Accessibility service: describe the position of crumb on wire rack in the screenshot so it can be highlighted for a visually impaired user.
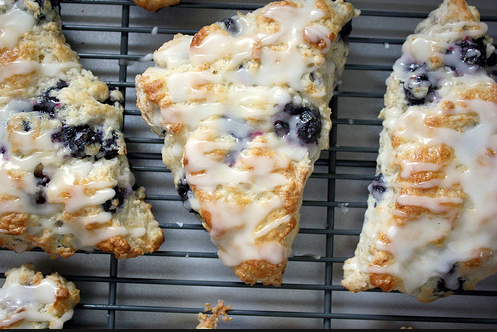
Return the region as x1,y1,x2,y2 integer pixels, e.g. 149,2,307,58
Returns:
196,300,233,329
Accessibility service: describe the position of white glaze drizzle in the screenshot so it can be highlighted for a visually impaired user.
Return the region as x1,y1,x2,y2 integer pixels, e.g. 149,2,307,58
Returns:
0,279,72,329
368,18,497,294
153,0,337,267
0,60,81,84
0,0,35,50
0,2,143,253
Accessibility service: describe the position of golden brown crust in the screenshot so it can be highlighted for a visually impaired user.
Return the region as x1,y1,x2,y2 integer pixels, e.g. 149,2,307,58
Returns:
133,0,181,12
0,212,29,236
233,260,287,287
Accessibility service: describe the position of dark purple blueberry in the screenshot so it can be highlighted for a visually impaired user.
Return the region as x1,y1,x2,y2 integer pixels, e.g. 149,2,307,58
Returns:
219,17,240,35
434,276,465,296
273,103,322,145
487,52,497,67
32,80,67,117
274,120,290,137
224,150,238,167
176,177,191,203
401,63,435,106
219,117,262,167
42,80,68,101
33,100,58,117
296,109,322,144
96,130,120,160
339,20,352,43
309,72,324,87
34,164,51,187
22,120,31,132
457,37,487,67
368,173,387,202
176,177,197,214
102,186,127,213
52,124,100,158
283,103,307,115
102,85,122,106
34,191,46,205
403,73,433,105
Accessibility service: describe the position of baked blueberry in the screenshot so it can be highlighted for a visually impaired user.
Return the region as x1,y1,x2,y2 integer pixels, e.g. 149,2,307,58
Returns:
219,17,240,35
296,108,322,144
97,130,120,160
274,120,290,137
34,191,46,205
42,80,68,101
52,124,100,158
102,85,122,106
434,276,465,296
401,63,435,106
176,177,197,213
34,164,51,187
404,73,432,105
22,120,31,132
102,186,127,213
283,103,306,115
33,80,67,117
339,20,352,43
33,100,59,117
219,117,262,166
368,173,387,202
457,37,487,67
274,103,322,145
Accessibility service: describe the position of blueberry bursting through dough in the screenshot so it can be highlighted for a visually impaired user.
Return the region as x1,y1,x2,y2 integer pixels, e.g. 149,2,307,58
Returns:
0,0,164,259
136,0,359,286
342,0,497,303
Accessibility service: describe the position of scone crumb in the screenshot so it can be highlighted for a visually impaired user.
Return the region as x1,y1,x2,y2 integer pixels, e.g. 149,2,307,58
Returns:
196,300,233,329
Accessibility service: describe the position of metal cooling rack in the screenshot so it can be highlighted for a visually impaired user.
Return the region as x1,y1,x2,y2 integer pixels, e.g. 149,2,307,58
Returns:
1,0,497,329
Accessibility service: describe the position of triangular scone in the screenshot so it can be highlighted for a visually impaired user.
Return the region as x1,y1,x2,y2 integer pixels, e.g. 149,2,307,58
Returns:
136,0,359,286
342,0,497,303
0,263,80,329
0,0,164,258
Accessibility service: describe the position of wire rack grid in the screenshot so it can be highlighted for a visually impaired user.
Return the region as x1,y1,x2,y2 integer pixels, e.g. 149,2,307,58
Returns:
1,0,497,329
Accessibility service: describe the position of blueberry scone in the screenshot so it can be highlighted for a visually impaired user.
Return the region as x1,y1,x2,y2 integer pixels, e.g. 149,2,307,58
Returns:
0,0,164,258
0,263,80,329
133,0,181,12
342,0,497,302
136,0,359,285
